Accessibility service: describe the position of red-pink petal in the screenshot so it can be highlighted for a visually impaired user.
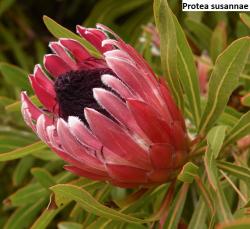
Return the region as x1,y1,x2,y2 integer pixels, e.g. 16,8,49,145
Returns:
57,119,105,173
171,121,188,151
29,76,58,113
106,164,147,183
64,165,109,181
147,169,171,183
149,143,174,169
51,146,100,173
44,54,71,77
21,92,43,120
59,38,91,63
101,147,140,167
101,74,134,99
36,114,51,143
33,65,55,94
84,108,150,169
127,99,172,143
49,42,78,69
76,26,112,53
105,53,161,109
68,116,102,150
159,79,185,128
93,88,141,133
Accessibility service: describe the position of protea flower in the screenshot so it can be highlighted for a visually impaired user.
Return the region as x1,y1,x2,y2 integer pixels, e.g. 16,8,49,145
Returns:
21,24,189,188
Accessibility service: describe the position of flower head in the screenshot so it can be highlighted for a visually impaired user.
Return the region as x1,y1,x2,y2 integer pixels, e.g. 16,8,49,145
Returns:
21,24,189,188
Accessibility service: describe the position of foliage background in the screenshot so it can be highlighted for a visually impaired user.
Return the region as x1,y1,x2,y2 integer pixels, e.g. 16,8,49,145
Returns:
0,0,250,228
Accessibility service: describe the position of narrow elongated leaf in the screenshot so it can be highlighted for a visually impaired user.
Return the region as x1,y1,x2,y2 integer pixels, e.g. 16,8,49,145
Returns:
5,95,40,113
207,125,227,158
217,218,250,229
224,111,250,147
50,184,147,224
204,148,218,190
188,198,208,229
58,222,82,229
6,183,48,207
210,22,227,63
194,177,215,216
185,19,212,50
174,16,201,127
31,207,64,229
0,141,47,161
6,172,73,207
163,183,189,228
0,96,14,108
0,63,31,91
31,168,56,189
3,199,46,229
218,106,242,127
0,25,31,70
31,181,104,229
12,156,35,186
217,161,250,184
199,37,250,134
154,0,183,109
240,13,250,28
177,162,199,183
43,16,101,58
205,126,227,190
205,146,233,222
214,177,233,222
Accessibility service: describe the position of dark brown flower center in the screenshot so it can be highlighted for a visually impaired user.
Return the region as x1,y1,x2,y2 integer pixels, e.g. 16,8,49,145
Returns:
54,68,115,124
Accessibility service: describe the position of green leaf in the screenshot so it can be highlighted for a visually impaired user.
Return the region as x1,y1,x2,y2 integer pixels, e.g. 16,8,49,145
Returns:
50,184,147,224
31,180,104,229
205,125,227,190
154,0,183,110
58,222,82,229
218,106,242,127
3,199,46,229
216,218,250,229
204,147,233,222
6,183,48,207
43,16,101,58
0,63,31,92
163,183,189,228
32,149,59,161
0,96,14,108
0,141,47,161
185,18,212,50
217,161,250,185
177,162,199,183
0,24,31,70
188,198,208,229
0,0,15,16
207,125,227,158
31,168,56,189
224,111,250,147
241,93,250,107
31,206,64,229
12,156,35,186
6,172,74,207
174,16,201,128
240,13,250,29
210,22,227,63
5,95,40,113
199,37,250,134
204,146,219,191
